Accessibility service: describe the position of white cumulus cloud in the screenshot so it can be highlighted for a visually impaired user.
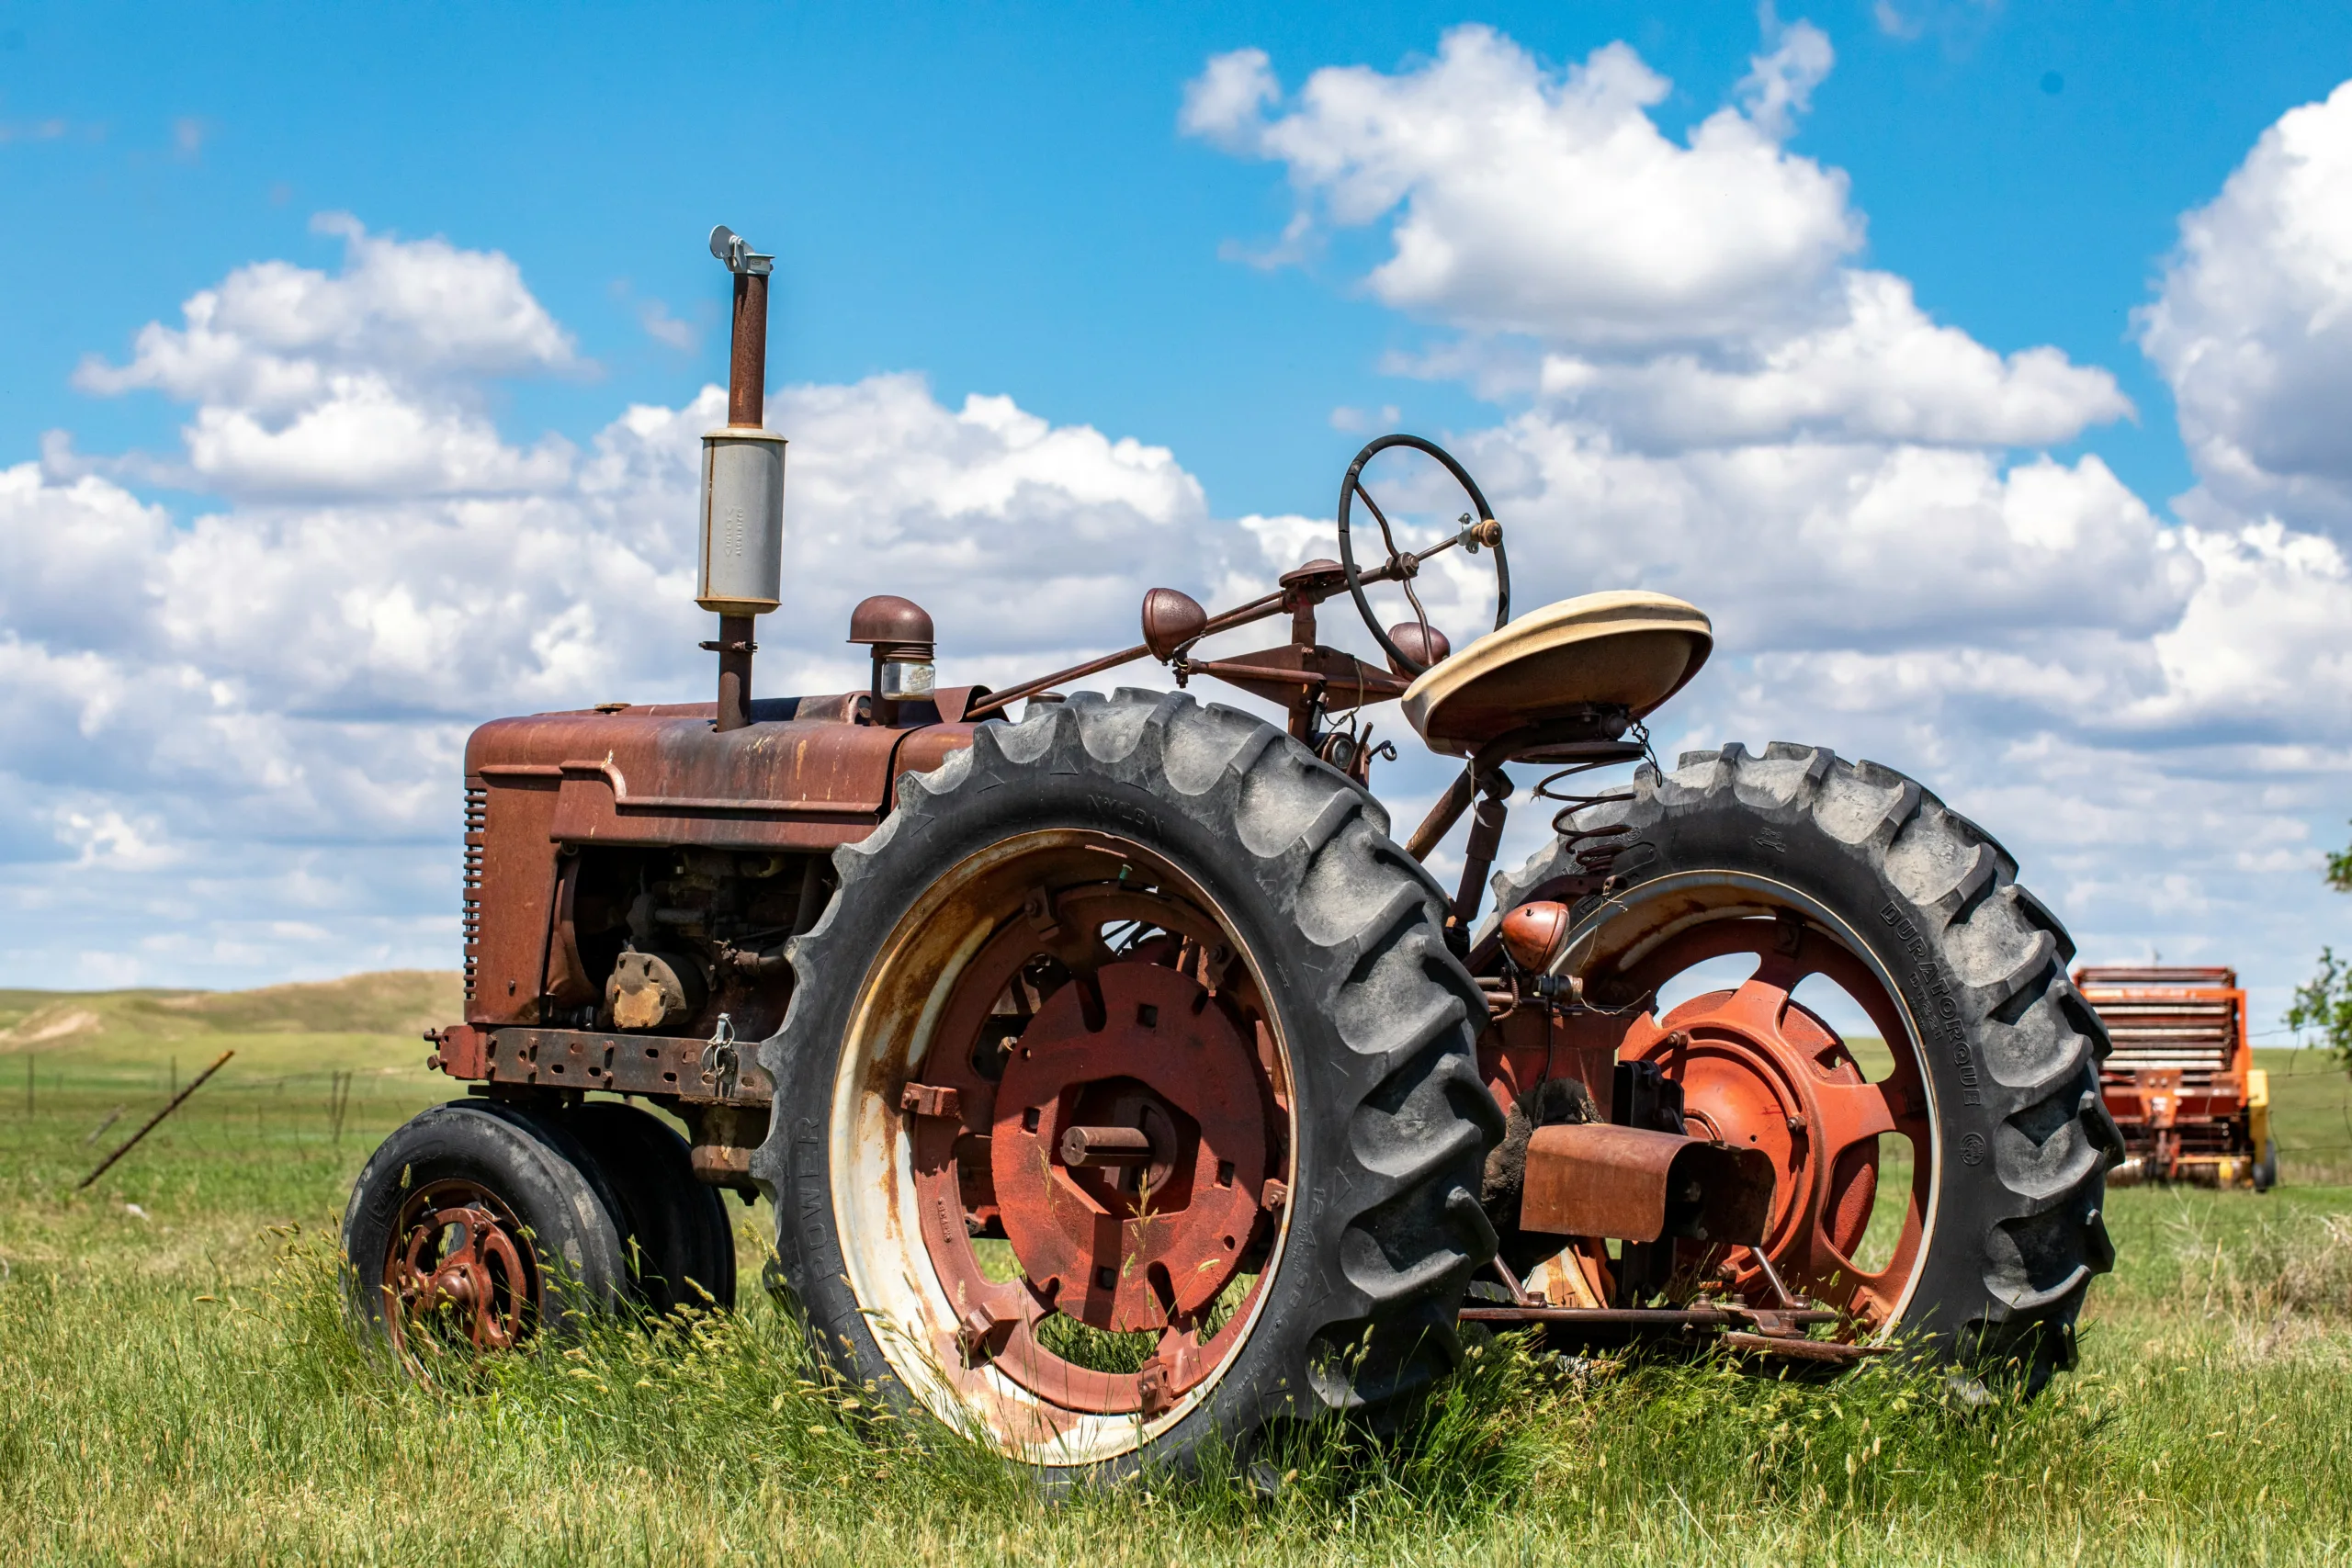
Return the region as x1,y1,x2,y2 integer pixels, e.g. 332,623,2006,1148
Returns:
2139,79,2352,536
1186,23,2128,454
1452,416,2196,654
76,212,578,407
1193,26,1860,349
71,214,583,501
1,224,1234,988
1536,272,2131,451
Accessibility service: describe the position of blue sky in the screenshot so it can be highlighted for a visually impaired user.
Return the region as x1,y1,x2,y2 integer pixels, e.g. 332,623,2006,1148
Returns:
10,1,2350,511
4,1,2352,1032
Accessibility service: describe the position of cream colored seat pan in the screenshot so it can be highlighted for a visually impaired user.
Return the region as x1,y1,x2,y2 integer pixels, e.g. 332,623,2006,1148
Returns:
1399,591,1713,756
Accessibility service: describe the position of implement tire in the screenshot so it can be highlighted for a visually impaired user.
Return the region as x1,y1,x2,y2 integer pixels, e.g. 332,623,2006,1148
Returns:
1490,741,2121,1390
755,689,1501,1482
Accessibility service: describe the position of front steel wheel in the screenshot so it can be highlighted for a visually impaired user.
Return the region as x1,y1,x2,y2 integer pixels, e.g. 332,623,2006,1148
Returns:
383,1179,538,1353
758,691,1500,1480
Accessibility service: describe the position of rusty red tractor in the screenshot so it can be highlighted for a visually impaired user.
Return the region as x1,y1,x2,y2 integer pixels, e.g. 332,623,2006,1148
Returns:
345,226,2122,1480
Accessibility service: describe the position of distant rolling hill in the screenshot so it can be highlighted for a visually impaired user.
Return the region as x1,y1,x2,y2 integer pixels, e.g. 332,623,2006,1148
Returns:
0,972,463,1072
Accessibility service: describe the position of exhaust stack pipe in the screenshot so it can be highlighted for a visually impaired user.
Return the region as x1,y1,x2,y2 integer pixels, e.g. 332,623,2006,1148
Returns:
698,224,787,732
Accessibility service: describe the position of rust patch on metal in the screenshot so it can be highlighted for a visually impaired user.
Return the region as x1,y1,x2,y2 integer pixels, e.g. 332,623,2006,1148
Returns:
990,960,1268,1336
459,693,992,1027
1180,642,1408,714
1498,899,1572,974
382,1181,539,1355
454,1026,774,1104
844,835,1290,1427
900,1082,963,1121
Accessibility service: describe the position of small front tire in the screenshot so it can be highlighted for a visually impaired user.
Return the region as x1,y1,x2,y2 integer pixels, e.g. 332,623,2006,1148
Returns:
2252,1138,2279,1193
342,1100,630,1357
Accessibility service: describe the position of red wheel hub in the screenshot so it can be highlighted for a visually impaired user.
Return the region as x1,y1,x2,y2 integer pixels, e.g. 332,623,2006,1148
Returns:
896,868,1289,1419
1614,921,1932,1325
383,1183,537,1352
992,962,1270,1333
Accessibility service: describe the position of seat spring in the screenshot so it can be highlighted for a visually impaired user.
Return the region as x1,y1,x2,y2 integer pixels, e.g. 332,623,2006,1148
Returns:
1533,756,1644,874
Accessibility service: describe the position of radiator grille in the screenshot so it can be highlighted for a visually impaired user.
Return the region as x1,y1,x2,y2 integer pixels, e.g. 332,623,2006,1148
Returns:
462,784,487,1005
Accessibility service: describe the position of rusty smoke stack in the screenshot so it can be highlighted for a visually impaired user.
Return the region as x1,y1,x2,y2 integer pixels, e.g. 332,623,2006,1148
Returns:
698,224,787,732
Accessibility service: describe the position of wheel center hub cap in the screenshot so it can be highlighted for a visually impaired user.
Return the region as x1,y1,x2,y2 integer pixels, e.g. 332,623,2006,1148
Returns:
1626,986,1886,1260
992,961,1270,1332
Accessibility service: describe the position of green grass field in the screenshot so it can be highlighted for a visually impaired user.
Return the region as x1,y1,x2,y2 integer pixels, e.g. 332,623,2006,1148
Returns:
4,975,2350,1564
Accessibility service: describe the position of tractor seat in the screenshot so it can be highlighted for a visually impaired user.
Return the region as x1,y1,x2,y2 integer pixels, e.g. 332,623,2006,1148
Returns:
1399,591,1713,757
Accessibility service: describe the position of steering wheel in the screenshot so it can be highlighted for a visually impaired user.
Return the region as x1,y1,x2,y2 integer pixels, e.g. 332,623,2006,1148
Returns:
1335,434,1510,678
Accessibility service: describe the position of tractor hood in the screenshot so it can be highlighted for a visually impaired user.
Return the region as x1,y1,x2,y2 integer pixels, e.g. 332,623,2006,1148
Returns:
465,688,989,854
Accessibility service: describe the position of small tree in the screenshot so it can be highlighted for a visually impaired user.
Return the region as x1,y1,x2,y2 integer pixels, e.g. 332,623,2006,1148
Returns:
2284,824,2352,1072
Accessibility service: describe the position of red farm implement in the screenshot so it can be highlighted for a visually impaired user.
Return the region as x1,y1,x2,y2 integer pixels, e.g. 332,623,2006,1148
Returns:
2075,965,2273,1190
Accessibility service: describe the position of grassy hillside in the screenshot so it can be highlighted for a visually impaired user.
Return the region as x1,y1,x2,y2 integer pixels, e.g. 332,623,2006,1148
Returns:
0,969,462,1054
2257,1046,2352,1183
0,976,2347,1563
0,974,461,1292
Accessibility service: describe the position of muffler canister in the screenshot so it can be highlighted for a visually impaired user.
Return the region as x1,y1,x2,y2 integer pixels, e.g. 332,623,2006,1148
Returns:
696,427,788,616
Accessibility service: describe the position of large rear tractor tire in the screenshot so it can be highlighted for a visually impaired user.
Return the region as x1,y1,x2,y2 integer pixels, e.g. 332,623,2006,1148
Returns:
755,690,1502,1482
1489,742,2122,1390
